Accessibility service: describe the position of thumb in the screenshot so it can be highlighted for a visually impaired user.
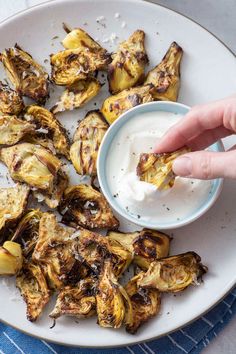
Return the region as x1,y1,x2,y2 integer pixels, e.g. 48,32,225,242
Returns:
172,150,236,179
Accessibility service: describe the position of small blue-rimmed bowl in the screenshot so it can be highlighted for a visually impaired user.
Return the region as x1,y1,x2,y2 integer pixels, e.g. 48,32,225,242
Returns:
97,101,224,230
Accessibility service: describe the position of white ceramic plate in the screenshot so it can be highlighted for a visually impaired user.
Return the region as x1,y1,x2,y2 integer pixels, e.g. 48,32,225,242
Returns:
0,0,236,348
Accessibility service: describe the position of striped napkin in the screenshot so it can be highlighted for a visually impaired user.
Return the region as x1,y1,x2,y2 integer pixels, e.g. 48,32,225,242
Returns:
0,287,235,354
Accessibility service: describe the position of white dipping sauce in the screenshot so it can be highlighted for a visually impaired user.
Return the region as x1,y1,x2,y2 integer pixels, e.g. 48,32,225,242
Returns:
106,111,213,224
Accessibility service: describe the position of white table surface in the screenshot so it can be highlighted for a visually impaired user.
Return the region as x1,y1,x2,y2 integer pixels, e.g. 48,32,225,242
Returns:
0,0,235,353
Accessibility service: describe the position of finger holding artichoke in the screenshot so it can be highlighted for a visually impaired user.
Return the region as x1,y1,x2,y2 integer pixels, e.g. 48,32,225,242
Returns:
0,81,24,115
138,252,208,292
1,44,49,104
70,110,108,176
144,41,183,101
137,147,190,190
101,84,154,124
59,184,119,230
108,30,148,94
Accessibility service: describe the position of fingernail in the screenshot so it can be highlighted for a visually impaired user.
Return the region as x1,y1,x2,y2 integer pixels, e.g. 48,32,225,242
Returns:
173,156,192,176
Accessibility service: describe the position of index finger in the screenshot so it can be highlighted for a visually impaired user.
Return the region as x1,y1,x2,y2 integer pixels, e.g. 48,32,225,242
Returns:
154,100,225,153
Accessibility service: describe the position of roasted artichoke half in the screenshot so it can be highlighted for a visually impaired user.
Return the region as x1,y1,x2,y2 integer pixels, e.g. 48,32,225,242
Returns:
50,277,97,319
108,229,171,270
11,209,43,257
0,115,35,146
0,81,24,115
101,84,154,124
108,30,148,94
96,261,132,328
137,148,190,190
59,184,119,230
24,105,70,159
0,143,62,192
70,110,108,176
51,48,110,86
75,228,132,277
1,44,49,104
125,273,161,334
51,78,101,114
32,213,88,289
16,261,51,322
138,252,208,292
0,241,23,275
0,184,29,244
144,41,183,101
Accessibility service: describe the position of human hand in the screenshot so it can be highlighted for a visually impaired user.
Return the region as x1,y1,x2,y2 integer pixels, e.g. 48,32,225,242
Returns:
154,96,236,179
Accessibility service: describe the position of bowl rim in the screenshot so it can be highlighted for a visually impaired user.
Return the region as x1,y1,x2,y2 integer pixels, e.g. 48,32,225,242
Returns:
97,101,224,230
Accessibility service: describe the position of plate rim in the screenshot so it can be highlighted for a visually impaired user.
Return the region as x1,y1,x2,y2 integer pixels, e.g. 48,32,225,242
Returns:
0,0,235,348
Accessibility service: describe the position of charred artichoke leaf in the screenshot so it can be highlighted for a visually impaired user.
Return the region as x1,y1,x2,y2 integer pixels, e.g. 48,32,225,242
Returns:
125,273,161,334
0,81,24,115
137,148,190,190
11,209,43,257
74,228,132,277
144,41,183,101
51,78,101,114
0,184,29,244
96,261,132,328
0,241,23,275
59,184,119,230
50,277,97,319
32,213,88,289
1,45,49,104
107,229,170,270
0,143,62,192
101,84,154,124
23,134,56,155
138,252,208,292
108,30,148,94
0,115,35,146
16,261,50,321
51,48,110,86
24,105,70,159
70,110,108,176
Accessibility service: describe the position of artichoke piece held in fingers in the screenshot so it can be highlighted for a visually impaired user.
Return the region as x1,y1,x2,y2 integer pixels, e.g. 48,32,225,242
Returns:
1,45,49,104
70,110,108,176
16,261,51,321
138,252,208,292
59,184,119,230
137,147,190,190
50,277,97,319
144,41,183,101
101,84,154,124
108,30,148,94
0,81,24,115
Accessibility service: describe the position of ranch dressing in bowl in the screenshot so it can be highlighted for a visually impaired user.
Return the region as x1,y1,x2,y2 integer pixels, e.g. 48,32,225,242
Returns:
106,111,212,224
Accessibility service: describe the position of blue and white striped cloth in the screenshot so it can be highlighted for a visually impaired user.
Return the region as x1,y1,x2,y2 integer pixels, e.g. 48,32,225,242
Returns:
1,287,236,354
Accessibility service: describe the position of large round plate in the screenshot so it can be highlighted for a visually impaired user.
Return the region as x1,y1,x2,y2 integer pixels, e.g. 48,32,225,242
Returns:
0,0,236,348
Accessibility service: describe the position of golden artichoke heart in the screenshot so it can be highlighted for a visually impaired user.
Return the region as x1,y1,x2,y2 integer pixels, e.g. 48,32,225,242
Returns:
59,184,119,230
0,81,24,115
1,44,49,104
51,78,101,114
138,252,208,292
0,241,23,275
137,148,190,190
24,105,70,159
125,273,161,334
50,277,97,319
70,110,108,176
0,115,35,146
101,84,154,124
16,261,51,322
108,30,148,94
144,41,183,101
